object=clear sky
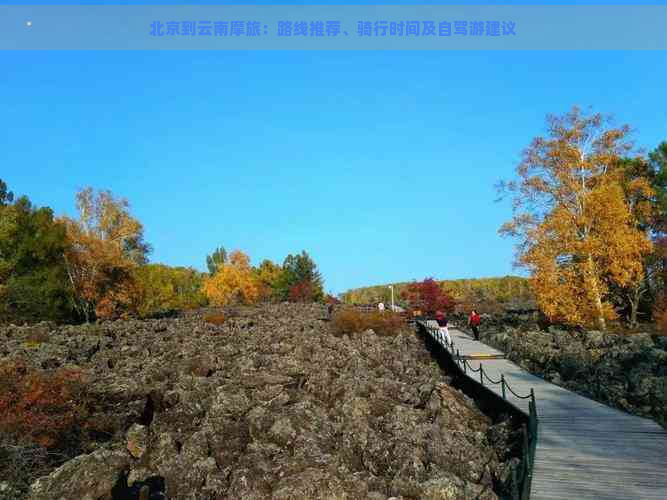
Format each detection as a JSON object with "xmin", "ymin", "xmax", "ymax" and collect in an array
[{"xmin": 2, "ymin": 2, "xmax": 667, "ymax": 295}]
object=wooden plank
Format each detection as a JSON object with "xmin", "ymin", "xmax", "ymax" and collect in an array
[{"xmin": 418, "ymin": 322, "xmax": 667, "ymax": 500}]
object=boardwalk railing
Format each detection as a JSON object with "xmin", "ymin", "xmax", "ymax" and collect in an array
[{"xmin": 417, "ymin": 320, "xmax": 538, "ymax": 500}]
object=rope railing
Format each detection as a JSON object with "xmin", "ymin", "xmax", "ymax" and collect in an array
[
  {"xmin": 481, "ymin": 369, "xmax": 502, "ymax": 385},
  {"xmin": 417, "ymin": 320, "xmax": 538, "ymax": 500}
]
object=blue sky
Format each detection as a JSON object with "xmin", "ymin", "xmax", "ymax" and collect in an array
[{"xmin": 2, "ymin": 3, "xmax": 667, "ymax": 294}]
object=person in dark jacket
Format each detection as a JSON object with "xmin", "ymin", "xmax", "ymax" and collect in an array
[{"xmin": 435, "ymin": 310, "xmax": 451, "ymax": 345}]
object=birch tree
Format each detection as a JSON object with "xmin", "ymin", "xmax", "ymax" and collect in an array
[{"xmin": 499, "ymin": 107, "xmax": 652, "ymax": 330}]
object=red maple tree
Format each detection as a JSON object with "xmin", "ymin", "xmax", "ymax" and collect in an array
[
  {"xmin": 402, "ymin": 278, "xmax": 455, "ymax": 315},
  {"xmin": 288, "ymin": 280, "xmax": 315, "ymax": 302}
]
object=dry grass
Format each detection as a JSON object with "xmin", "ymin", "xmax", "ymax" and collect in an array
[{"xmin": 331, "ymin": 309, "xmax": 405, "ymax": 337}]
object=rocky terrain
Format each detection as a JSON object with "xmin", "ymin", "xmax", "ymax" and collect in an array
[
  {"xmin": 459, "ymin": 314, "xmax": 667, "ymax": 428},
  {"xmin": 0, "ymin": 304, "xmax": 518, "ymax": 500}
]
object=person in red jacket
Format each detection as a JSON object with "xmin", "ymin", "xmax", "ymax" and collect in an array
[{"xmin": 468, "ymin": 309, "xmax": 481, "ymax": 340}]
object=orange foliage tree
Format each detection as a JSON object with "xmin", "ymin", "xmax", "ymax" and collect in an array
[
  {"xmin": 60, "ymin": 188, "xmax": 150, "ymax": 321},
  {"xmin": 499, "ymin": 107, "xmax": 652, "ymax": 330},
  {"xmin": 202, "ymin": 250, "xmax": 260, "ymax": 306}
]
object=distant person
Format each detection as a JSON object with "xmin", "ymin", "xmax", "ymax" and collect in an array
[
  {"xmin": 468, "ymin": 309, "xmax": 481, "ymax": 340},
  {"xmin": 327, "ymin": 303, "xmax": 334, "ymax": 320},
  {"xmin": 378, "ymin": 302, "xmax": 385, "ymax": 313},
  {"xmin": 435, "ymin": 310, "xmax": 451, "ymax": 345}
]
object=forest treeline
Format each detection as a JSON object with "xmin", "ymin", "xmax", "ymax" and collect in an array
[
  {"xmin": 345, "ymin": 108, "xmax": 667, "ymax": 332},
  {"xmin": 0, "ymin": 182, "xmax": 326, "ymax": 324},
  {"xmin": 341, "ymin": 276, "xmax": 534, "ymax": 314}
]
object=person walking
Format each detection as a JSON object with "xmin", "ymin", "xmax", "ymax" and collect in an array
[
  {"xmin": 468, "ymin": 309, "xmax": 481, "ymax": 340},
  {"xmin": 435, "ymin": 310, "xmax": 451, "ymax": 345}
]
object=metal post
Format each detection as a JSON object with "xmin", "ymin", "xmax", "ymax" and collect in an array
[
  {"xmin": 522, "ymin": 423, "xmax": 529, "ymax": 475},
  {"xmin": 511, "ymin": 466, "xmax": 519, "ymax": 500},
  {"xmin": 501, "ymin": 374, "xmax": 506, "ymax": 399},
  {"xmin": 480, "ymin": 365, "xmax": 484, "ymax": 385}
]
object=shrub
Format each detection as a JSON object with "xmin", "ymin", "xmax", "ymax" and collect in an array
[
  {"xmin": 204, "ymin": 313, "xmax": 226, "ymax": 326},
  {"xmin": 0, "ymin": 361, "xmax": 85, "ymax": 449},
  {"xmin": 331, "ymin": 309, "xmax": 405, "ymax": 337}
]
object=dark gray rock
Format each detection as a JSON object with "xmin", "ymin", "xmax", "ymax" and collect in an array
[
  {"xmin": 484, "ymin": 326, "xmax": 667, "ymax": 428},
  {"xmin": 0, "ymin": 304, "xmax": 511, "ymax": 499}
]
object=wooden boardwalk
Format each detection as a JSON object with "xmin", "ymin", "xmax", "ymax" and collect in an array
[{"xmin": 424, "ymin": 322, "xmax": 667, "ymax": 500}]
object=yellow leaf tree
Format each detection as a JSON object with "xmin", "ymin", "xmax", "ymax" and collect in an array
[
  {"xmin": 253, "ymin": 259, "xmax": 283, "ymax": 302},
  {"xmin": 132, "ymin": 264, "xmax": 207, "ymax": 318},
  {"xmin": 60, "ymin": 188, "xmax": 150, "ymax": 321},
  {"xmin": 499, "ymin": 107, "xmax": 652, "ymax": 330},
  {"xmin": 203, "ymin": 250, "xmax": 260, "ymax": 306}
]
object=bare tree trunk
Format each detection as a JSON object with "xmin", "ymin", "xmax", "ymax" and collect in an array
[
  {"xmin": 587, "ymin": 254, "xmax": 607, "ymax": 331},
  {"xmin": 629, "ymin": 289, "xmax": 639, "ymax": 327},
  {"xmin": 628, "ymin": 282, "xmax": 646, "ymax": 327}
]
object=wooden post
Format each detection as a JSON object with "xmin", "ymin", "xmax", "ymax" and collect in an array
[{"xmin": 501, "ymin": 374, "xmax": 506, "ymax": 399}]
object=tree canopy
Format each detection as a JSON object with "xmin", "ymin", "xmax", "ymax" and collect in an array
[
  {"xmin": 0, "ymin": 188, "xmax": 74, "ymax": 322},
  {"xmin": 499, "ymin": 107, "xmax": 653, "ymax": 329}
]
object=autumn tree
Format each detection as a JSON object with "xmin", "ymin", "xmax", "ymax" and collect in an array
[
  {"xmin": 499, "ymin": 107, "xmax": 652, "ymax": 330},
  {"xmin": 253, "ymin": 259, "xmax": 283, "ymax": 301},
  {"xmin": 401, "ymin": 278, "xmax": 455, "ymax": 315},
  {"xmin": 132, "ymin": 264, "xmax": 207, "ymax": 317},
  {"xmin": 0, "ymin": 181, "xmax": 75, "ymax": 322},
  {"xmin": 288, "ymin": 280, "xmax": 316, "ymax": 302},
  {"xmin": 60, "ymin": 188, "xmax": 151, "ymax": 321},
  {"xmin": 202, "ymin": 250, "xmax": 260, "ymax": 306},
  {"xmin": 610, "ymin": 150, "xmax": 667, "ymax": 324}
]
